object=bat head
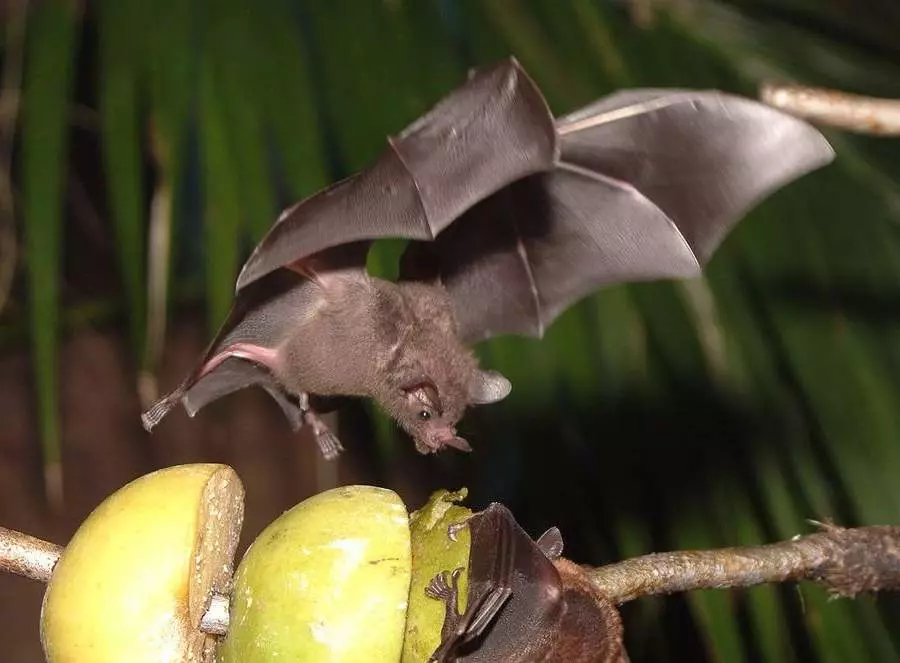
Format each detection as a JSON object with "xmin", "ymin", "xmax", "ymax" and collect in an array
[
  {"xmin": 397, "ymin": 380, "xmax": 471, "ymax": 454},
  {"xmin": 393, "ymin": 370, "xmax": 511, "ymax": 454}
]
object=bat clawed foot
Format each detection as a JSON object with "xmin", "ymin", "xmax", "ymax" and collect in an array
[
  {"xmin": 427, "ymin": 567, "xmax": 467, "ymax": 661},
  {"xmin": 426, "ymin": 567, "xmax": 464, "ymax": 603},
  {"xmin": 448, "ymin": 520, "xmax": 470, "ymax": 542},
  {"xmin": 302, "ymin": 409, "xmax": 345, "ymax": 460}
]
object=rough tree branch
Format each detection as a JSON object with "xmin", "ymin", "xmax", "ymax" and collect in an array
[
  {"xmin": 586, "ymin": 523, "xmax": 900, "ymax": 604},
  {"xmin": 3, "ymin": 521, "xmax": 900, "ymax": 633},
  {"xmin": 761, "ymin": 84, "xmax": 900, "ymax": 136},
  {"xmin": 0, "ymin": 525, "xmax": 62, "ymax": 583}
]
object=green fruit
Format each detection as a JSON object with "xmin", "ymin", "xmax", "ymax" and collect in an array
[
  {"xmin": 218, "ymin": 485, "xmax": 412, "ymax": 662},
  {"xmin": 402, "ymin": 489, "xmax": 473, "ymax": 663},
  {"xmin": 40, "ymin": 463, "xmax": 244, "ymax": 663}
]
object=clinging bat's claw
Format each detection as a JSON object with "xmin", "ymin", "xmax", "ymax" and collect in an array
[
  {"xmin": 426, "ymin": 565, "xmax": 514, "ymax": 662},
  {"xmin": 427, "ymin": 569, "xmax": 464, "ymax": 663},
  {"xmin": 425, "ymin": 567, "xmax": 464, "ymax": 602},
  {"xmin": 448, "ymin": 519, "xmax": 470, "ymax": 542},
  {"xmin": 426, "ymin": 567, "xmax": 465, "ymax": 638}
]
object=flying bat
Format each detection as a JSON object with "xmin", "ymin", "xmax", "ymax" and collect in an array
[
  {"xmin": 141, "ymin": 57, "xmax": 834, "ymax": 458},
  {"xmin": 425, "ymin": 503, "xmax": 628, "ymax": 662}
]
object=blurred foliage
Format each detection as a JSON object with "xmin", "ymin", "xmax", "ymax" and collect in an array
[{"xmin": 3, "ymin": 0, "xmax": 900, "ymax": 660}]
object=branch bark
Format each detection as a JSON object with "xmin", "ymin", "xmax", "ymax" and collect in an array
[
  {"xmin": 0, "ymin": 525, "xmax": 62, "ymax": 583},
  {"xmin": 761, "ymin": 83, "xmax": 900, "ymax": 136},
  {"xmin": 4, "ymin": 519, "xmax": 900, "ymax": 637},
  {"xmin": 586, "ymin": 523, "xmax": 900, "ymax": 604}
]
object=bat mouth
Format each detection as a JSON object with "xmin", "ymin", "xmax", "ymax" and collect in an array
[{"xmin": 417, "ymin": 429, "xmax": 472, "ymax": 454}]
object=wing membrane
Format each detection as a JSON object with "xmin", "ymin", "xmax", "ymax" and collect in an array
[{"xmin": 402, "ymin": 89, "xmax": 834, "ymax": 343}]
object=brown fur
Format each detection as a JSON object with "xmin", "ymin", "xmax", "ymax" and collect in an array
[
  {"xmin": 548, "ymin": 559, "xmax": 629, "ymax": 663},
  {"xmin": 276, "ymin": 274, "xmax": 482, "ymax": 449}
]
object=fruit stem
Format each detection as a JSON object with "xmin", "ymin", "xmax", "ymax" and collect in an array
[{"xmin": 0, "ymin": 525, "xmax": 63, "ymax": 583}]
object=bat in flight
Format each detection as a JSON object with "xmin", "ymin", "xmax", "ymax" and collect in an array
[
  {"xmin": 142, "ymin": 57, "xmax": 834, "ymax": 458},
  {"xmin": 425, "ymin": 503, "xmax": 627, "ymax": 662}
]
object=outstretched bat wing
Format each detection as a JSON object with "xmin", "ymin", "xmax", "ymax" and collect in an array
[
  {"xmin": 235, "ymin": 58, "xmax": 557, "ymax": 291},
  {"xmin": 401, "ymin": 89, "xmax": 835, "ymax": 343}
]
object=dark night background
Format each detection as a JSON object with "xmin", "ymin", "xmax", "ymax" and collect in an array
[{"xmin": 3, "ymin": 0, "xmax": 900, "ymax": 660}]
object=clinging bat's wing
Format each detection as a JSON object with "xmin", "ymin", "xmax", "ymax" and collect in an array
[
  {"xmin": 400, "ymin": 88, "xmax": 835, "ymax": 343},
  {"xmin": 428, "ymin": 504, "xmax": 566, "ymax": 662},
  {"xmin": 235, "ymin": 58, "xmax": 557, "ymax": 292}
]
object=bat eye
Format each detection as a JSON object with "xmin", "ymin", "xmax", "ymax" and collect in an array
[{"xmin": 418, "ymin": 410, "xmax": 432, "ymax": 421}]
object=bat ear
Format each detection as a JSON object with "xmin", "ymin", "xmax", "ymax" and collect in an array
[
  {"xmin": 536, "ymin": 527, "xmax": 564, "ymax": 560},
  {"xmin": 470, "ymin": 370, "xmax": 512, "ymax": 405}
]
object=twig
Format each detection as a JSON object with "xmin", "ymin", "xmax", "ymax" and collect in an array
[
  {"xmin": 586, "ymin": 523, "xmax": 900, "ymax": 604},
  {"xmin": 0, "ymin": 525, "xmax": 62, "ymax": 583},
  {"xmin": 761, "ymin": 83, "xmax": 900, "ymax": 136},
  {"xmin": 4, "ymin": 512, "xmax": 900, "ymax": 647}
]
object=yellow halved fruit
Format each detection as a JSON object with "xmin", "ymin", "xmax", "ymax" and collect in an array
[
  {"xmin": 218, "ymin": 485, "xmax": 412, "ymax": 662},
  {"xmin": 40, "ymin": 463, "xmax": 244, "ymax": 663}
]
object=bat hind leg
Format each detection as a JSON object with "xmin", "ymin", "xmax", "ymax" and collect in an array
[
  {"xmin": 301, "ymin": 406, "xmax": 345, "ymax": 460},
  {"xmin": 425, "ymin": 566, "xmax": 513, "ymax": 662},
  {"xmin": 426, "ymin": 568, "xmax": 465, "ymax": 662}
]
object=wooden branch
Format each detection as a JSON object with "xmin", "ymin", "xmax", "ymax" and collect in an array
[
  {"xmin": 5, "ymin": 516, "xmax": 900, "ymax": 642},
  {"xmin": 586, "ymin": 523, "xmax": 900, "ymax": 604},
  {"xmin": 761, "ymin": 83, "xmax": 900, "ymax": 136},
  {"xmin": 0, "ymin": 525, "xmax": 62, "ymax": 583}
]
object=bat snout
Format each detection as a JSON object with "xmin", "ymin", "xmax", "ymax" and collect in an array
[
  {"xmin": 441, "ymin": 435, "xmax": 472, "ymax": 453},
  {"xmin": 419, "ymin": 427, "xmax": 471, "ymax": 454}
]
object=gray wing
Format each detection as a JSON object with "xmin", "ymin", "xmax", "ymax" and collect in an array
[
  {"xmin": 400, "ymin": 89, "xmax": 835, "ymax": 344},
  {"xmin": 234, "ymin": 57, "xmax": 557, "ymax": 292}
]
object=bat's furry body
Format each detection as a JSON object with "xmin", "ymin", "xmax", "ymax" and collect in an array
[
  {"xmin": 142, "ymin": 57, "xmax": 834, "ymax": 456},
  {"xmin": 276, "ymin": 274, "xmax": 486, "ymax": 453}
]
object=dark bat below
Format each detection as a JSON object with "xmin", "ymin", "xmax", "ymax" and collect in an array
[
  {"xmin": 142, "ymin": 57, "xmax": 834, "ymax": 457},
  {"xmin": 425, "ymin": 503, "xmax": 628, "ymax": 662}
]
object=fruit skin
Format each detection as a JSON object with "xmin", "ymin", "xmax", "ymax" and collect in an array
[
  {"xmin": 218, "ymin": 485, "xmax": 412, "ymax": 663},
  {"xmin": 402, "ymin": 488, "xmax": 472, "ymax": 663},
  {"xmin": 41, "ymin": 463, "xmax": 243, "ymax": 663}
]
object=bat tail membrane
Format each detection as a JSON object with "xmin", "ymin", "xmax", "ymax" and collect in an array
[
  {"xmin": 143, "ymin": 270, "xmax": 320, "ymax": 432},
  {"xmin": 141, "ymin": 359, "xmax": 306, "ymax": 434},
  {"xmin": 140, "ymin": 347, "xmax": 285, "ymax": 432}
]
